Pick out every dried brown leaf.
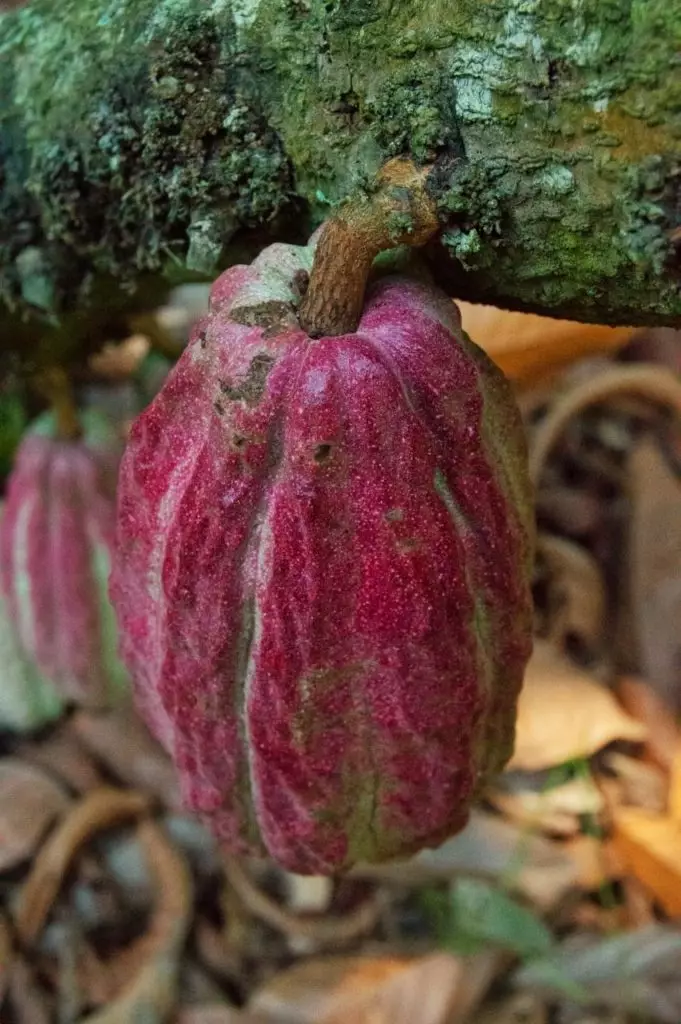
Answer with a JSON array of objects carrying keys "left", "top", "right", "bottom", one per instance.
[
  {"left": 617, "top": 676, "right": 681, "bottom": 772},
  {"left": 249, "top": 951, "right": 499, "bottom": 1024},
  {"left": 536, "top": 535, "right": 607, "bottom": 659},
  {"left": 352, "top": 810, "right": 581, "bottom": 910},
  {"left": 72, "top": 709, "right": 181, "bottom": 808},
  {"left": 603, "top": 752, "right": 668, "bottom": 813},
  {"left": 81, "top": 820, "right": 193, "bottom": 1024},
  {"left": 628, "top": 438, "right": 681, "bottom": 710},
  {"left": 0, "top": 758, "right": 71, "bottom": 872},
  {"left": 18, "top": 721, "right": 105, "bottom": 794},
  {"left": 488, "top": 777, "right": 603, "bottom": 837},
  {"left": 612, "top": 808, "right": 681, "bottom": 917},
  {"left": 459, "top": 304, "right": 632, "bottom": 387},
  {"left": 15, "top": 787, "right": 150, "bottom": 946},
  {"left": 7, "top": 956, "right": 53, "bottom": 1024},
  {"left": 509, "top": 641, "right": 647, "bottom": 771},
  {"left": 475, "top": 993, "right": 547, "bottom": 1024},
  {"left": 670, "top": 746, "right": 681, "bottom": 823},
  {"left": 0, "top": 910, "right": 12, "bottom": 1004},
  {"left": 177, "top": 1009, "right": 276, "bottom": 1024}
]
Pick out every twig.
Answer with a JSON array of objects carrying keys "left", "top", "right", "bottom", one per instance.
[{"left": 223, "top": 855, "right": 381, "bottom": 947}]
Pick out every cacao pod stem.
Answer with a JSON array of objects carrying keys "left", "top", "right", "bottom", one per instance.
[
  {"left": 33, "top": 367, "right": 81, "bottom": 440},
  {"left": 298, "top": 158, "right": 439, "bottom": 338}
]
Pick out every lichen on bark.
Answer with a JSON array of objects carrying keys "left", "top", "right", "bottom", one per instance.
[{"left": 0, "top": 0, "right": 680, "bottom": 340}]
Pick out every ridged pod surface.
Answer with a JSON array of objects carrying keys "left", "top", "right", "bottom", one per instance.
[
  {"left": 0, "top": 411, "right": 129, "bottom": 707},
  {"left": 111, "top": 240, "right": 534, "bottom": 874}
]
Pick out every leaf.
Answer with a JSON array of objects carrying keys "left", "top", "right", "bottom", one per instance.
[
  {"left": 670, "top": 745, "right": 681, "bottom": 823},
  {"left": 509, "top": 641, "right": 647, "bottom": 771},
  {"left": 249, "top": 952, "right": 501, "bottom": 1024},
  {"left": 628, "top": 437, "right": 681, "bottom": 710},
  {"left": 0, "top": 592, "right": 63, "bottom": 733},
  {"left": 81, "top": 820, "right": 193, "bottom": 1024},
  {"left": 441, "top": 878, "right": 553, "bottom": 959},
  {"left": 459, "top": 303, "right": 632, "bottom": 386},
  {"left": 488, "top": 776, "right": 604, "bottom": 836},
  {"left": 617, "top": 675, "right": 681, "bottom": 772},
  {"left": 0, "top": 758, "right": 70, "bottom": 872},
  {"left": 515, "top": 925, "right": 681, "bottom": 1023},
  {"left": 352, "top": 810, "right": 582, "bottom": 910},
  {"left": 611, "top": 807, "right": 681, "bottom": 917},
  {"left": 72, "top": 709, "right": 181, "bottom": 808},
  {"left": 15, "top": 787, "right": 150, "bottom": 946}
]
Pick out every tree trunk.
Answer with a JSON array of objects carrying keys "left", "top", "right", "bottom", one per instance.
[{"left": 1, "top": 0, "right": 680, "bottom": 361}]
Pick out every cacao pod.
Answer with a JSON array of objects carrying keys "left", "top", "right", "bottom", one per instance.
[
  {"left": 111, "top": 240, "right": 534, "bottom": 874},
  {"left": 0, "top": 410, "right": 129, "bottom": 707},
  {"left": 0, "top": 503, "right": 63, "bottom": 731}
]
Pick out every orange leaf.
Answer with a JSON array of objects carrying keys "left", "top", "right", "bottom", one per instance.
[
  {"left": 612, "top": 807, "right": 681, "bottom": 917},
  {"left": 669, "top": 746, "right": 681, "bottom": 824},
  {"left": 509, "top": 641, "right": 647, "bottom": 771},
  {"left": 459, "top": 303, "right": 633, "bottom": 386}
]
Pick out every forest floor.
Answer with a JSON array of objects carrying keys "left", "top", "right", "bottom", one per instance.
[{"left": 2, "top": 294, "right": 681, "bottom": 1024}]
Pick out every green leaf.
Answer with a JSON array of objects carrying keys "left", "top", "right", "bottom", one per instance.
[{"left": 443, "top": 878, "right": 554, "bottom": 959}]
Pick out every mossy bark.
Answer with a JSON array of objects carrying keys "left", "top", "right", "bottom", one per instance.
[{"left": 1, "top": 0, "right": 680, "bottom": 361}]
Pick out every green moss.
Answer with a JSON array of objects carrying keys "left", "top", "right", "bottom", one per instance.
[{"left": 1, "top": 0, "right": 680, "bottom": 330}]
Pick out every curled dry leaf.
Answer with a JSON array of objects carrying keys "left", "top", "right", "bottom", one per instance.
[
  {"left": 353, "top": 810, "right": 581, "bottom": 910},
  {"left": 488, "top": 777, "right": 604, "bottom": 837},
  {"left": 18, "top": 721, "right": 105, "bottom": 794},
  {"left": 509, "top": 641, "right": 647, "bottom": 772},
  {"left": 249, "top": 951, "right": 499, "bottom": 1024},
  {"left": 0, "top": 758, "right": 71, "bottom": 873},
  {"left": 72, "top": 709, "right": 181, "bottom": 808},
  {"left": 617, "top": 676, "right": 681, "bottom": 773},
  {"left": 514, "top": 924, "right": 681, "bottom": 1023},
  {"left": 81, "top": 820, "right": 193, "bottom": 1024},
  {"left": 627, "top": 437, "right": 681, "bottom": 711},
  {"left": 15, "top": 787, "right": 150, "bottom": 946},
  {"left": 177, "top": 1008, "right": 277, "bottom": 1024},
  {"left": 459, "top": 303, "right": 632, "bottom": 387},
  {"left": 89, "top": 335, "right": 151, "bottom": 380},
  {"left": 670, "top": 746, "right": 681, "bottom": 823},
  {"left": 224, "top": 855, "right": 380, "bottom": 948},
  {"left": 528, "top": 364, "right": 681, "bottom": 487},
  {"left": 612, "top": 807, "right": 681, "bottom": 917},
  {"left": 536, "top": 535, "right": 607, "bottom": 660},
  {"left": 0, "top": 910, "right": 12, "bottom": 1004},
  {"left": 603, "top": 752, "right": 668, "bottom": 814}
]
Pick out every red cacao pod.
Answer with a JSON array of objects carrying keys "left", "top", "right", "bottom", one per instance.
[
  {"left": 0, "top": 411, "right": 129, "bottom": 707},
  {"left": 110, "top": 241, "right": 534, "bottom": 874}
]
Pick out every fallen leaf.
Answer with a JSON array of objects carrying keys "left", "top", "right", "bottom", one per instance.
[
  {"left": 224, "top": 856, "right": 380, "bottom": 949},
  {"left": 536, "top": 535, "right": 607, "bottom": 660},
  {"left": 18, "top": 721, "right": 104, "bottom": 794},
  {"left": 0, "top": 910, "right": 12, "bottom": 1004},
  {"left": 7, "top": 956, "right": 53, "bottom": 1024},
  {"left": 352, "top": 810, "right": 582, "bottom": 910},
  {"left": 509, "top": 641, "right": 647, "bottom": 771},
  {"left": 81, "top": 820, "right": 193, "bottom": 1024},
  {"left": 459, "top": 304, "right": 632, "bottom": 387},
  {"left": 438, "top": 878, "right": 553, "bottom": 959},
  {"left": 475, "top": 993, "right": 548, "bottom": 1024},
  {"left": 560, "top": 834, "right": 621, "bottom": 892},
  {"left": 249, "top": 951, "right": 500, "bottom": 1024},
  {"left": 177, "top": 1009, "right": 276, "bottom": 1024},
  {"left": 670, "top": 746, "right": 681, "bottom": 823},
  {"left": 15, "top": 787, "right": 150, "bottom": 946},
  {"left": 488, "top": 777, "right": 604, "bottom": 837},
  {"left": 89, "top": 335, "right": 150, "bottom": 380},
  {"left": 617, "top": 676, "right": 681, "bottom": 772},
  {"left": 0, "top": 759, "right": 70, "bottom": 872},
  {"left": 72, "top": 709, "right": 181, "bottom": 808},
  {"left": 514, "top": 924, "right": 681, "bottom": 1023},
  {"left": 628, "top": 437, "right": 681, "bottom": 710},
  {"left": 603, "top": 752, "right": 667, "bottom": 813},
  {"left": 612, "top": 807, "right": 681, "bottom": 917}
]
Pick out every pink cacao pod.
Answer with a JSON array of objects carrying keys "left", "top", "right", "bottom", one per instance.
[
  {"left": 0, "top": 411, "right": 129, "bottom": 707},
  {"left": 110, "top": 240, "right": 534, "bottom": 874}
]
